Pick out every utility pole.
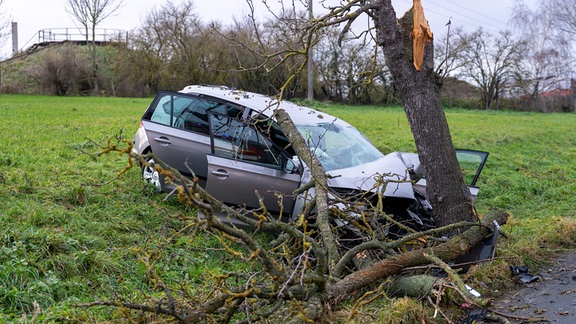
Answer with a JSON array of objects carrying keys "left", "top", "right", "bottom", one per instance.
[
  {"left": 11, "top": 22, "right": 18, "bottom": 56},
  {"left": 307, "top": 0, "right": 314, "bottom": 101}
]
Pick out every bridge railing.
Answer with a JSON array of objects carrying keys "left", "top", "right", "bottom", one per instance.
[{"left": 36, "top": 28, "right": 128, "bottom": 43}]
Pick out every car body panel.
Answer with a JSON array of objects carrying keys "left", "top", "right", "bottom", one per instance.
[
  {"left": 143, "top": 120, "right": 211, "bottom": 179},
  {"left": 206, "top": 155, "right": 301, "bottom": 214},
  {"left": 325, "top": 154, "right": 415, "bottom": 200}
]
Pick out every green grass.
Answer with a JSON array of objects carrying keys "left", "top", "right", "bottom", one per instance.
[
  {"left": 0, "top": 95, "right": 246, "bottom": 321},
  {"left": 1, "top": 95, "right": 576, "bottom": 321}
]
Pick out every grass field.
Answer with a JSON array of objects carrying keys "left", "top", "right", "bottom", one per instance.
[{"left": 1, "top": 95, "right": 575, "bottom": 321}]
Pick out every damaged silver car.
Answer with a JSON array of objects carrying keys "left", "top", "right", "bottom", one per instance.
[{"left": 132, "top": 85, "right": 488, "bottom": 230}]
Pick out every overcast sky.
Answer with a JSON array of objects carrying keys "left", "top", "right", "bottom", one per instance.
[{"left": 1, "top": 0, "right": 537, "bottom": 57}]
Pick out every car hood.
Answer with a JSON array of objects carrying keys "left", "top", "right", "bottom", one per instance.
[{"left": 325, "top": 152, "right": 416, "bottom": 200}]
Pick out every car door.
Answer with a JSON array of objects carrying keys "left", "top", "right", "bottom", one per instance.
[
  {"left": 205, "top": 112, "right": 301, "bottom": 215},
  {"left": 142, "top": 91, "right": 214, "bottom": 180}
]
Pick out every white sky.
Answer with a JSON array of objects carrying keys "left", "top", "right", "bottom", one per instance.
[{"left": 1, "top": 0, "right": 537, "bottom": 58}]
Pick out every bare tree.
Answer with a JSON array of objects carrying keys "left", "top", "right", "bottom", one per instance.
[
  {"left": 315, "top": 27, "right": 387, "bottom": 103},
  {"left": 455, "top": 29, "right": 526, "bottom": 110},
  {"left": 434, "top": 26, "right": 474, "bottom": 107},
  {"left": 546, "top": 0, "right": 576, "bottom": 35},
  {"left": 510, "top": 1, "right": 573, "bottom": 108},
  {"left": 0, "top": 0, "right": 10, "bottom": 55},
  {"left": 65, "top": 0, "right": 124, "bottom": 94},
  {"left": 434, "top": 26, "right": 466, "bottom": 73}
]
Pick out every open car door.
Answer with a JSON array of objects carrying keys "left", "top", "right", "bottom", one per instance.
[
  {"left": 205, "top": 112, "right": 301, "bottom": 216},
  {"left": 413, "top": 149, "right": 489, "bottom": 200},
  {"left": 455, "top": 149, "right": 489, "bottom": 187}
]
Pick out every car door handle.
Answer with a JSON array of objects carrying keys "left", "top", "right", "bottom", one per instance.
[
  {"left": 153, "top": 136, "right": 171, "bottom": 145},
  {"left": 211, "top": 169, "right": 229, "bottom": 179}
]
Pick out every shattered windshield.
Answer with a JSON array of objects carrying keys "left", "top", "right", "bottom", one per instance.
[{"left": 297, "top": 123, "right": 384, "bottom": 171}]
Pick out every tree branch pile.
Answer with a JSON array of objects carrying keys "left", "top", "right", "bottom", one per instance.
[{"left": 84, "top": 115, "right": 508, "bottom": 323}]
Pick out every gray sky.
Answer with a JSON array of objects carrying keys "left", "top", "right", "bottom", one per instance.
[{"left": 1, "top": 0, "right": 536, "bottom": 57}]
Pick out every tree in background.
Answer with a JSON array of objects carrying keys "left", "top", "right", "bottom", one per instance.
[
  {"left": 116, "top": 0, "right": 238, "bottom": 95},
  {"left": 455, "top": 29, "right": 526, "bottom": 110},
  {"left": 510, "top": 1, "right": 573, "bottom": 107},
  {"left": 314, "top": 27, "right": 389, "bottom": 104},
  {"left": 65, "top": 0, "right": 124, "bottom": 94},
  {"left": 549, "top": 0, "right": 576, "bottom": 35},
  {"left": 433, "top": 25, "right": 472, "bottom": 107},
  {"left": 0, "top": 0, "right": 8, "bottom": 49}
]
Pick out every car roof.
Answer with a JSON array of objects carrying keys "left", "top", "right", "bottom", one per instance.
[{"left": 180, "top": 85, "right": 348, "bottom": 126}]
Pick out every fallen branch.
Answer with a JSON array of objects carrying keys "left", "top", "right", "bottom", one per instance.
[{"left": 327, "top": 210, "right": 508, "bottom": 301}]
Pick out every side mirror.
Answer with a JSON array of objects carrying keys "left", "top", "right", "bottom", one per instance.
[{"left": 284, "top": 156, "right": 301, "bottom": 173}]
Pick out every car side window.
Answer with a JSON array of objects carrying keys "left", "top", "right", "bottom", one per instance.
[
  {"left": 208, "top": 102, "right": 244, "bottom": 119},
  {"left": 172, "top": 97, "right": 211, "bottom": 134},
  {"left": 252, "top": 115, "right": 295, "bottom": 156},
  {"left": 149, "top": 94, "right": 172, "bottom": 126},
  {"left": 210, "top": 114, "right": 283, "bottom": 168},
  {"left": 147, "top": 92, "right": 212, "bottom": 135}
]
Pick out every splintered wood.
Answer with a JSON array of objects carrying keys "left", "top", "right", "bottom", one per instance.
[{"left": 411, "top": 0, "right": 433, "bottom": 71}]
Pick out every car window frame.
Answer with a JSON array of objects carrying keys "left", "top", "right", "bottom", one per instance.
[
  {"left": 455, "top": 149, "right": 489, "bottom": 187},
  {"left": 207, "top": 108, "right": 293, "bottom": 170},
  {"left": 143, "top": 91, "right": 222, "bottom": 136}
]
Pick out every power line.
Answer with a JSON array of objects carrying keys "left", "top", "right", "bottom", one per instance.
[
  {"left": 393, "top": 0, "right": 510, "bottom": 34},
  {"left": 441, "top": 0, "right": 509, "bottom": 26},
  {"left": 424, "top": 0, "right": 509, "bottom": 32}
]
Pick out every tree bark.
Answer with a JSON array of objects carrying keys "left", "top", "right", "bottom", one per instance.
[
  {"left": 373, "top": 0, "right": 475, "bottom": 227},
  {"left": 389, "top": 275, "right": 438, "bottom": 298}
]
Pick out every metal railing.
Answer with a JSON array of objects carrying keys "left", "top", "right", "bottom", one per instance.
[{"left": 36, "top": 28, "right": 128, "bottom": 43}]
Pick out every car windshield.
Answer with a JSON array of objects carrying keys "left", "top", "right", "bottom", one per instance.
[{"left": 297, "top": 123, "right": 384, "bottom": 171}]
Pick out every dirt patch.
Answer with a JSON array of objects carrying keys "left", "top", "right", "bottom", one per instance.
[{"left": 490, "top": 251, "right": 576, "bottom": 323}]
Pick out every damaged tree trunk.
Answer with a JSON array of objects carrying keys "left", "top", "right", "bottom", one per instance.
[{"left": 373, "top": 0, "right": 476, "bottom": 227}]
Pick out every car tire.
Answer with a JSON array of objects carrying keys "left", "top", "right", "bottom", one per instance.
[{"left": 141, "top": 156, "right": 163, "bottom": 192}]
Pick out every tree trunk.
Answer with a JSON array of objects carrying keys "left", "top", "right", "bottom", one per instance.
[{"left": 373, "top": 0, "right": 475, "bottom": 227}]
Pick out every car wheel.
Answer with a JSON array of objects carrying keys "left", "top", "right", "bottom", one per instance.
[{"left": 142, "top": 157, "right": 163, "bottom": 192}]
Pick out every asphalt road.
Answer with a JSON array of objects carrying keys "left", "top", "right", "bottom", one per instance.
[{"left": 491, "top": 251, "right": 576, "bottom": 323}]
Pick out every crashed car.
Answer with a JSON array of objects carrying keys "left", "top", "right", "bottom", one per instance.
[{"left": 132, "top": 85, "right": 488, "bottom": 230}]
